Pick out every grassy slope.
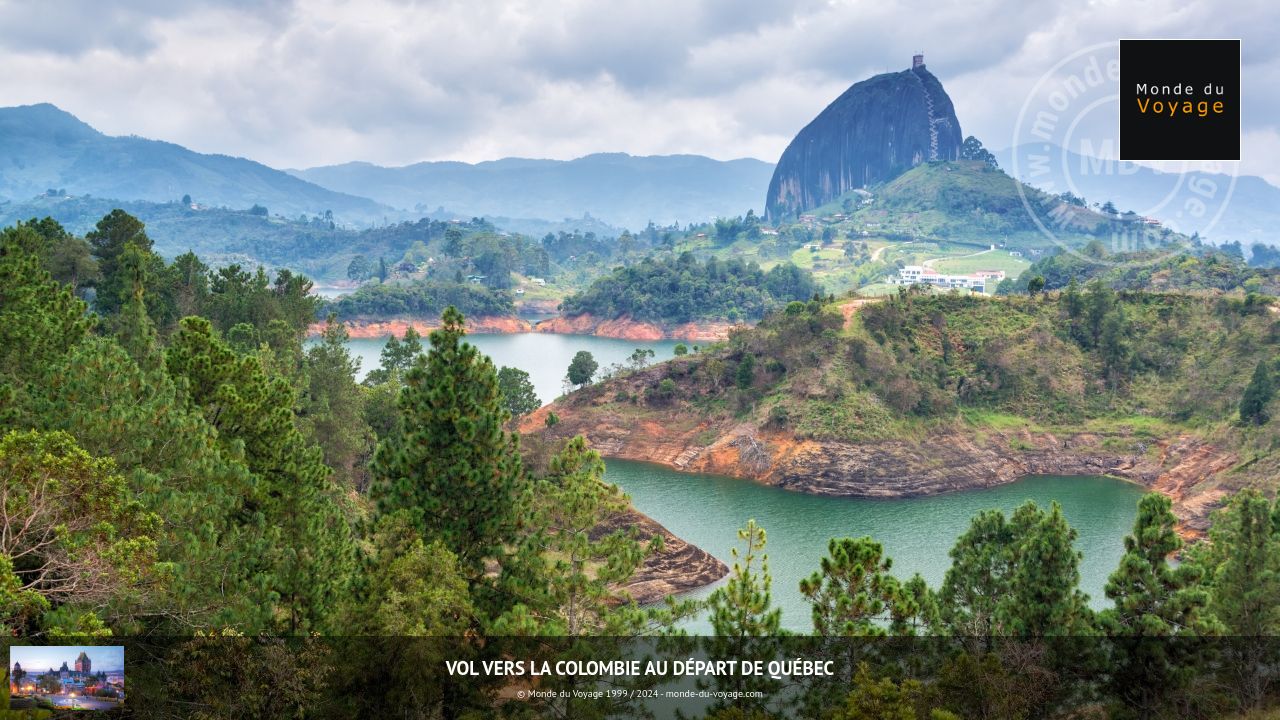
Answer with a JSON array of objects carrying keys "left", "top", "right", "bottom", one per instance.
[
  {"left": 810, "top": 161, "right": 1177, "bottom": 257},
  {"left": 673, "top": 162, "right": 1112, "bottom": 298}
]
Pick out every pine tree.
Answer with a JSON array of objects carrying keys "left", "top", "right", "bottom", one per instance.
[
  {"left": 1100, "top": 493, "right": 1218, "bottom": 717},
  {"left": 340, "top": 513, "right": 473, "bottom": 636},
  {"left": 1102, "top": 493, "right": 1212, "bottom": 635},
  {"left": 383, "top": 326, "right": 423, "bottom": 372},
  {"left": 167, "top": 317, "right": 356, "bottom": 632},
  {"left": 1239, "top": 360, "right": 1273, "bottom": 425},
  {"left": 703, "top": 519, "right": 785, "bottom": 718},
  {"left": 942, "top": 502, "right": 1092, "bottom": 637},
  {"left": 370, "top": 306, "right": 526, "bottom": 571},
  {"left": 300, "top": 315, "right": 375, "bottom": 489},
  {"left": 801, "top": 536, "right": 934, "bottom": 636},
  {"left": 112, "top": 242, "right": 163, "bottom": 371},
  {"left": 37, "top": 336, "right": 271, "bottom": 631},
  {"left": 708, "top": 519, "right": 782, "bottom": 637},
  {"left": 939, "top": 509, "right": 1017, "bottom": 636},
  {"left": 1202, "top": 490, "right": 1280, "bottom": 636},
  {"left": 996, "top": 502, "right": 1093, "bottom": 636},
  {"left": 0, "top": 226, "right": 95, "bottom": 425},
  {"left": 86, "top": 209, "right": 152, "bottom": 315},
  {"left": 1194, "top": 490, "right": 1280, "bottom": 710}
]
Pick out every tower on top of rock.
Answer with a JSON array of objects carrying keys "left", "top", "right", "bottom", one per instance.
[{"left": 912, "top": 53, "right": 925, "bottom": 70}]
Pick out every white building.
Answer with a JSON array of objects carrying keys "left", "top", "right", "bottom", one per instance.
[{"left": 895, "top": 265, "right": 1006, "bottom": 294}]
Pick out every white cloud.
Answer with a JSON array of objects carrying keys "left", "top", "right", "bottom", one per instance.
[{"left": 0, "top": 0, "right": 1276, "bottom": 174}]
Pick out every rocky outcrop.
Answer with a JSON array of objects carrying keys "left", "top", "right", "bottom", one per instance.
[
  {"left": 603, "top": 508, "right": 728, "bottom": 604},
  {"left": 315, "top": 315, "right": 531, "bottom": 338},
  {"left": 521, "top": 401, "right": 1238, "bottom": 540},
  {"left": 766, "top": 61, "right": 962, "bottom": 220},
  {"left": 534, "top": 314, "right": 742, "bottom": 342}
]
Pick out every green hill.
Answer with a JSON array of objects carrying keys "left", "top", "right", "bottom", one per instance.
[
  {"left": 811, "top": 160, "right": 1175, "bottom": 257},
  {"left": 1007, "top": 242, "right": 1280, "bottom": 295},
  {"left": 530, "top": 289, "right": 1280, "bottom": 534}
]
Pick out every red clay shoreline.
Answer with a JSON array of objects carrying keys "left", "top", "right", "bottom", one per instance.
[{"left": 312, "top": 313, "right": 742, "bottom": 342}]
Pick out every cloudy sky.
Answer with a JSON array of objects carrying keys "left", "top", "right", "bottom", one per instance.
[{"left": 2, "top": 0, "right": 1278, "bottom": 181}]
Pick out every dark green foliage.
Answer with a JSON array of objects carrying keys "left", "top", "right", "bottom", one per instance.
[
  {"left": 0, "top": 227, "right": 95, "bottom": 426},
  {"left": 938, "top": 509, "right": 1014, "bottom": 636},
  {"left": 380, "top": 326, "right": 422, "bottom": 375},
  {"left": 339, "top": 513, "right": 474, "bottom": 635},
  {"left": 1190, "top": 490, "right": 1280, "bottom": 710},
  {"left": 3, "top": 216, "right": 98, "bottom": 290},
  {"left": 203, "top": 263, "right": 320, "bottom": 337},
  {"left": 940, "top": 501, "right": 1092, "bottom": 637},
  {"left": 560, "top": 252, "right": 819, "bottom": 323},
  {"left": 997, "top": 502, "right": 1093, "bottom": 637},
  {"left": 1100, "top": 493, "right": 1217, "bottom": 717},
  {"left": 86, "top": 208, "right": 152, "bottom": 315},
  {"left": 1026, "top": 274, "right": 1045, "bottom": 296},
  {"left": 1017, "top": 243, "right": 1280, "bottom": 295},
  {"left": 1197, "top": 490, "right": 1280, "bottom": 636},
  {"left": 111, "top": 241, "right": 164, "bottom": 369},
  {"left": 702, "top": 519, "right": 786, "bottom": 717},
  {"left": 300, "top": 316, "right": 375, "bottom": 489},
  {"left": 1100, "top": 491, "right": 1208, "bottom": 632},
  {"left": 497, "top": 365, "right": 541, "bottom": 417},
  {"left": 370, "top": 307, "right": 527, "bottom": 570},
  {"left": 33, "top": 336, "right": 270, "bottom": 631},
  {"left": 347, "top": 254, "right": 373, "bottom": 281},
  {"left": 800, "top": 536, "right": 937, "bottom": 636},
  {"left": 736, "top": 353, "right": 756, "bottom": 390},
  {"left": 567, "top": 350, "right": 598, "bottom": 387},
  {"left": 328, "top": 279, "right": 514, "bottom": 319},
  {"left": 492, "top": 436, "right": 674, "bottom": 635},
  {"left": 1240, "top": 360, "right": 1274, "bottom": 424},
  {"left": 166, "top": 317, "right": 356, "bottom": 632},
  {"left": 959, "top": 135, "right": 999, "bottom": 168}
]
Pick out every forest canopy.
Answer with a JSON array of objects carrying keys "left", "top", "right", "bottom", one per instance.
[
  {"left": 559, "top": 252, "right": 820, "bottom": 323},
  {"left": 326, "top": 279, "right": 515, "bottom": 319}
]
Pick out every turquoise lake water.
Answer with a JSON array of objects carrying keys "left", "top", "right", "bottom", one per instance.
[{"left": 337, "top": 332, "right": 1145, "bottom": 633}]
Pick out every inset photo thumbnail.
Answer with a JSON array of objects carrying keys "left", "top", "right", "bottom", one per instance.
[{"left": 9, "top": 646, "right": 124, "bottom": 712}]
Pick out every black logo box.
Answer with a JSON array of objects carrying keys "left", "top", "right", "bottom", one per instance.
[{"left": 1120, "top": 39, "right": 1240, "bottom": 161}]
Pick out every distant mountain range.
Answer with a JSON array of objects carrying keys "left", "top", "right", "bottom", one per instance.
[
  {"left": 0, "top": 103, "right": 774, "bottom": 232},
  {"left": 0, "top": 104, "right": 392, "bottom": 223},
  {"left": 289, "top": 153, "right": 775, "bottom": 231},
  {"left": 995, "top": 144, "right": 1280, "bottom": 250}
]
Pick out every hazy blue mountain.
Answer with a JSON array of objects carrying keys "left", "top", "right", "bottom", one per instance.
[
  {"left": 995, "top": 143, "right": 1280, "bottom": 250},
  {"left": 290, "top": 153, "right": 775, "bottom": 231},
  {"left": 0, "top": 103, "right": 393, "bottom": 223}
]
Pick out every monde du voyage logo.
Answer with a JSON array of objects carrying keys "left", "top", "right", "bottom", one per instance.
[{"left": 1120, "top": 39, "right": 1241, "bottom": 161}]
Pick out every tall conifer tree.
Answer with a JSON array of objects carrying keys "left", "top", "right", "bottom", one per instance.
[{"left": 371, "top": 307, "right": 526, "bottom": 571}]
